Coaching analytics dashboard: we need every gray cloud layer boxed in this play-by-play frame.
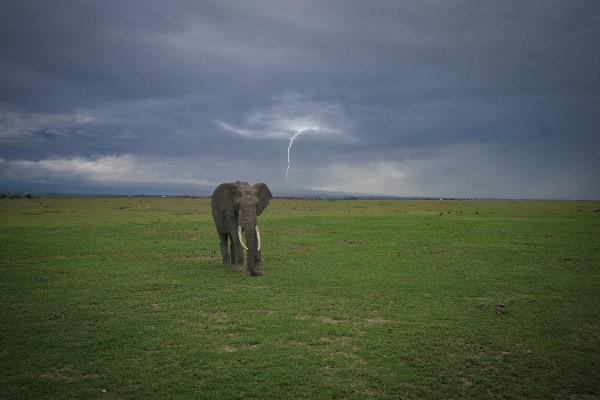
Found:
[1,0,599,198]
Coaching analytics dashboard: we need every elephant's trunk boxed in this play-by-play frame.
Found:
[244,224,261,276]
[237,224,260,276]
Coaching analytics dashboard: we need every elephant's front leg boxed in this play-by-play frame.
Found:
[218,233,230,264]
[229,228,245,266]
[228,237,236,266]
[254,249,263,273]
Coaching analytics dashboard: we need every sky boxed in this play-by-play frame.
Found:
[1,0,599,198]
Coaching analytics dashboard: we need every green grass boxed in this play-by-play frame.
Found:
[1,197,600,399]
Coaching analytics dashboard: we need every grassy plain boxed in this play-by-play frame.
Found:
[1,197,599,399]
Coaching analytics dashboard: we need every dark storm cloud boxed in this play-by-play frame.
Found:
[1,0,599,198]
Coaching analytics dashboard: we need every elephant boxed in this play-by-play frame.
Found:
[211,181,272,276]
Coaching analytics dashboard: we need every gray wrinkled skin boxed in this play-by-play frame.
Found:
[211,181,272,276]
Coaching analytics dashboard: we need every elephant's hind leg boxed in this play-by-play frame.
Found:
[218,233,230,264]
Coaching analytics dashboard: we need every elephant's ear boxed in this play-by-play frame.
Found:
[254,183,272,216]
[215,182,236,217]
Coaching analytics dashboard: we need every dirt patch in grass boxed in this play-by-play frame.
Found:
[186,310,229,326]
[279,228,309,235]
[222,344,257,353]
[297,314,392,328]
[365,317,391,325]
[292,244,315,253]
[318,316,353,325]
[342,239,368,245]
[184,232,203,241]
[175,254,220,263]
[40,366,99,382]
[431,248,465,256]
[204,311,228,324]
[319,336,355,346]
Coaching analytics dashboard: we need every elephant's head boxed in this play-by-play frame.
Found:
[230,181,272,275]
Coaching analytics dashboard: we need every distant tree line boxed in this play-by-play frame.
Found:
[0,193,34,199]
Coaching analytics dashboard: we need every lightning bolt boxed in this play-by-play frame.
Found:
[285,130,306,180]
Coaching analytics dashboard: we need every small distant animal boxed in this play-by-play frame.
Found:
[495,303,506,315]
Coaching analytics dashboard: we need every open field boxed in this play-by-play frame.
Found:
[1,197,600,399]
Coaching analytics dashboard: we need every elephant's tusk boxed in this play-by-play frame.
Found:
[238,225,248,250]
[256,225,261,252]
